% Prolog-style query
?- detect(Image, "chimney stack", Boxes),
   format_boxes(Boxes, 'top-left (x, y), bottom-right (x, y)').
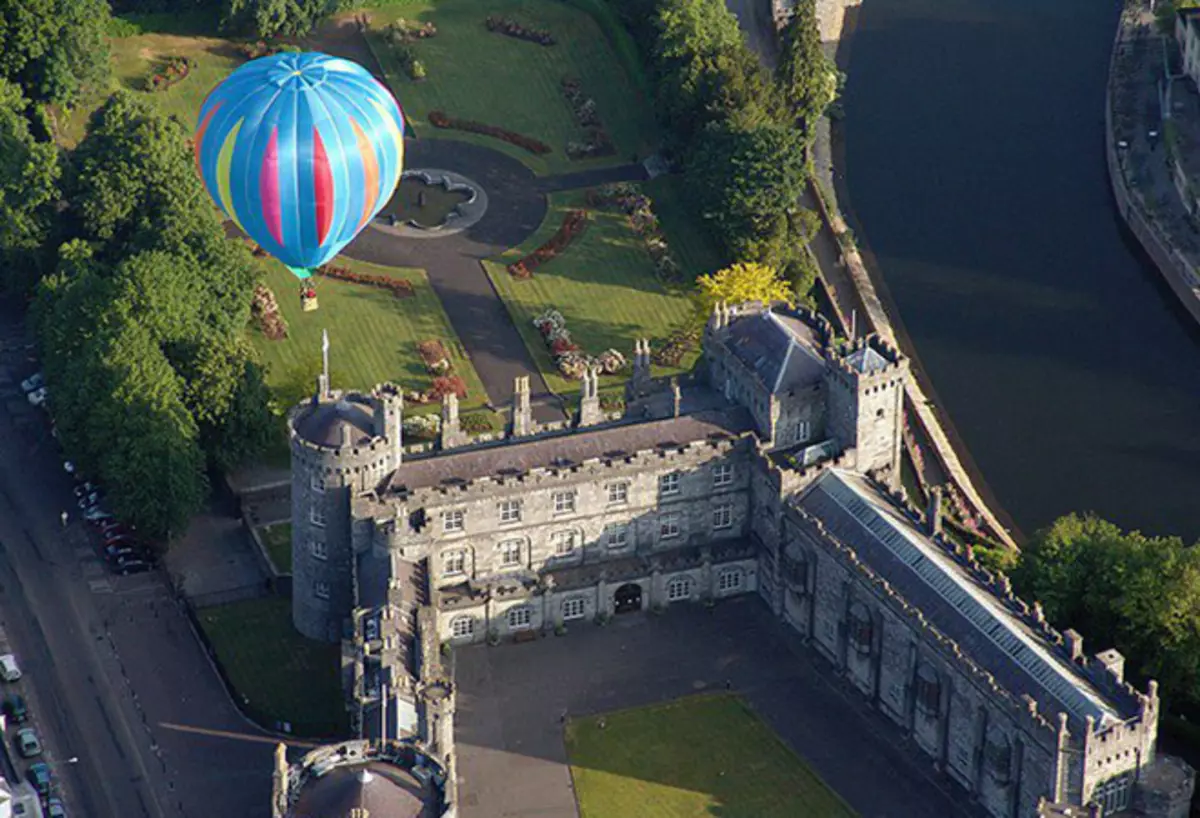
top-left (1063, 629), bottom-right (1084, 662)
top-left (511, 376), bottom-right (532, 437)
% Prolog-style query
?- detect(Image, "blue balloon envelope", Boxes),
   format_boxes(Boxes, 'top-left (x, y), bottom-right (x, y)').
top-left (194, 52), bottom-right (406, 279)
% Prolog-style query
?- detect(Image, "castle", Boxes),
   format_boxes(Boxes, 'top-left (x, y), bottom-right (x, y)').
top-left (273, 301), bottom-right (1193, 818)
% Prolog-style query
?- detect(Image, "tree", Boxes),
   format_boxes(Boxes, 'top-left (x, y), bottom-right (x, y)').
top-left (222, 0), bottom-right (335, 38)
top-left (0, 78), bottom-right (60, 294)
top-left (776, 0), bottom-right (838, 136)
top-left (0, 0), bottom-right (110, 105)
top-left (686, 123), bottom-right (811, 267)
top-left (694, 262), bottom-right (792, 324)
top-left (1011, 514), bottom-right (1200, 713)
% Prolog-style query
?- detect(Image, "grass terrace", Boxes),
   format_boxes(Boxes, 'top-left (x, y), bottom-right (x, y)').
top-left (250, 257), bottom-right (487, 413)
top-left (566, 694), bottom-right (856, 818)
top-left (197, 596), bottom-right (348, 738)
top-left (364, 0), bottom-right (658, 174)
top-left (258, 522), bottom-right (292, 574)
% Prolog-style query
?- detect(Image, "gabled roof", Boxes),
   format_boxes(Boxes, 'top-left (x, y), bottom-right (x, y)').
top-left (796, 469), bottom-right (1128, 729)
top-left (724, 309), bottom-right (825, 393)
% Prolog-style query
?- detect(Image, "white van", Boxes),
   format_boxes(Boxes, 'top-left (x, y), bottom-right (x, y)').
top-left (0, 654), bottom-right (22, 682)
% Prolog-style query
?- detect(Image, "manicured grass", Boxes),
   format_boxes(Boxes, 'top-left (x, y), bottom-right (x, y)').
top-left (365, 0), bottom-right (658, 174)
top-left (259, 522), bottom-right (292, 574)
top-left (197, 596), bottom-right (348, 738)
top-left (643, 175), bottom-right (727, 278)
top-left (249, 256), bottom-right (487, 412)
top-left (566, 694), bottom-right (856, 818)
top-left (484, 191), bottom-right (698, 396)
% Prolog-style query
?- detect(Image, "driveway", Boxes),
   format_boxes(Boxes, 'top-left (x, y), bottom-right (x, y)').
top-left (454, 595), bottom-right (974, 818)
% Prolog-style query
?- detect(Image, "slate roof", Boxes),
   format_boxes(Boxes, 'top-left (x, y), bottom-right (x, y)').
top-left (797, 470), bottom-right (1129, 729)
top-left (845, 346), bottom-right (890, 374)
top-left (294, 397), bottom-right (376, 447)
top-left (388, 407), bottom-right (754, 493)
top-left (724, 310), bottom-right (826, 393)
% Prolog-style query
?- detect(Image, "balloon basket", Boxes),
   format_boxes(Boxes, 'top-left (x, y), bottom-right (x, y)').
top-left (301, 289), bottom-right (319, 312)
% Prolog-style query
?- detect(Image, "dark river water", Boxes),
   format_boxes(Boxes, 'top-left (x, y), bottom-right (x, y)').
top-left (840, 0), bottom-right (1200, 541)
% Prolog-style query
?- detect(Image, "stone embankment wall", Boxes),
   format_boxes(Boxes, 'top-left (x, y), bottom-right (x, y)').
top-left (1106, 6), bottom-right (1200, 326)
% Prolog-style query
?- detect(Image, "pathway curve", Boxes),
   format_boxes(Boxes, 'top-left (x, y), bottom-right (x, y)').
top-left (343, 139), bottom-right (648, 423)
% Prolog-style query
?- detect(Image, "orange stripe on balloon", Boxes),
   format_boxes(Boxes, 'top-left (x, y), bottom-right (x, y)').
top-left (313, 127), bottom-right (333, 246)
top-left (350, 117), bottom-right (379, 231)
top-left (193, 102), bottom-right (222, 184)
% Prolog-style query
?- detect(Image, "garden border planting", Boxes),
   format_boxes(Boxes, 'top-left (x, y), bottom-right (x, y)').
top-left (507, 209), bottom-right (590, 278)
top-left (314, 263), bottom-right (416, 298)
top-left (427, 110), bottom-right (552, 156)
top-left (485, 15), bottom-right (556, 46)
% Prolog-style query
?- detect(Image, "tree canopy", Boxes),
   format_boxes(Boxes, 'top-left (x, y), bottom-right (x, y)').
top-left (0, 78), bottom-right (60, 294)
top-left (694, 262), bottom-right (792, 324)
top-left (776, 0), bottom-right (838, 136)
top-left (221, 0), bottom-right (335, 39)
top-left (1011, 514), bottom-right (1200, 713)
top-left (0, 0), bottom-right (110, 105)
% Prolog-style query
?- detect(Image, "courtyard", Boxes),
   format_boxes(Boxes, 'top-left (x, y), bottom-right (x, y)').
top-left (452, 595), bottom-right (973, 818)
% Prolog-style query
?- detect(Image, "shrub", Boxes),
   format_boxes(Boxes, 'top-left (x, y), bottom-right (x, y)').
top-left (430, 375), bottom-right (467, 400)
top-left (562, 77), bottom-right (615, 160)
top-left (250, 284), bottom-right (287, 340)
top-left (460, 412), bottom-right (493, 434)
top-left (313, 264), bottom-right (415, 298)
top-left (484, 15), bottom-right (555, 45)
top-left (426, 110), bottom-right (551, 155)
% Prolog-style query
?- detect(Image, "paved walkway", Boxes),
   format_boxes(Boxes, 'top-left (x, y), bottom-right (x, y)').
top-left (454, 596), bottom-right (974, 818)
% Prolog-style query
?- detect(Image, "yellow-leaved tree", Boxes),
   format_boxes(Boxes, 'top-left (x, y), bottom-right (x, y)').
top-left (694, 262), bottom-right (792, 326)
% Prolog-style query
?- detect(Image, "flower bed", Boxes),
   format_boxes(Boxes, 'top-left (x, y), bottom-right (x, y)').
top-left (313, 264), bottom-right (415, 299)
top-left (250, 284), bottom-right (288, 341)
top-left (531, 308), bottom-right (626, 380)
top-left (506, 210), bottom-right (589, 278)
top-left (562, 78), bottom-right (615, 160)
top-left (484, 15), bottom-right (555, 46)
top-left (460, 412), bottom-right (493, 433)
top-left (417, 339), bottom-right (452, 374)
top-left (586, 183), bottom-right (682, 282)
top-left (652, 329), bottom-right (696, 367)
top-left (403, 414), bottom-right (441, 440)
top-left (386, 18), bottom-right (437, 43)
top-left (427, 110), bottom-right (551, 156)
top-left (147, 56), bottom-right (196, 93)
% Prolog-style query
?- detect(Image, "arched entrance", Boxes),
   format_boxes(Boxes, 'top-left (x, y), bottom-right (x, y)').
top-left (613, 583), bottom-right (642, 614)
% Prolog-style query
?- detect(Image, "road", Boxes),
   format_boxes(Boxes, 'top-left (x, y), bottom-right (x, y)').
top-left (0, 310), bottom-right (274, 817)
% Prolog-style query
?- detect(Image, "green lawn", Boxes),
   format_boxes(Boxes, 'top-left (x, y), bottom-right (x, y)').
top-left (250, 256), bottom-right (487, 412)
top-left (485, 191), bottom-right (699, 396)
top-left (259, 522), bottom-right (292, 574)
top-left (566, 694), bottom-right (856, 818)
top-left (197, 596), bottom-right (348, 738)
top-left (365, 0), bottom-right (658, 174)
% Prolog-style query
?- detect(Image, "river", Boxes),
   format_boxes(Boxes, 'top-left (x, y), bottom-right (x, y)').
top-left (839, 0), bottom-right (1200, 541)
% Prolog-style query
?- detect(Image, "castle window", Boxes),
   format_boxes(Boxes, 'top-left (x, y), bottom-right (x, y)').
top-left (551, 530), bottom-right (579, 555)
top-left (607, 482), bottom-right (628, 505)
top-left (605, 524), bottom-right (629, 549)
top-left (659, 472), bottom-right (680, 497)
top-left (667, 576), bottom-right (692, 602)
top-left (985, 732), bottom-right (1012, 784)
top-left (309, 502), bottom-right (326, 528)
top-left (718, 568), bottom-right (744, 593)
top-left (1095, 775), bottom-right (1132, 813)
top-left (784, 555), bottom-right (808, 589)
top-left (849, 602), bottom-right (872, 654)
top-left (442, 510), bottom-right (465, 533)
top-left (876, 408), bottom-right (885, 419)
top-left (915, 665), bottom-right (940, 717)
top-left (552, 491), bottom-right (576, 515)
top-left (442, 549), bottom-right (467, 577)
top-left (659, 512), bottom-right (681, 540)
top-left (314, 580), bottom-right (330, 600)
top-left (310, 474), bottom-right (326, 493)
top-left (712, 463), bottom-right (733, 487)
top-left (507, 606), bottom-right (532, 630)
top-left (309, 538), bottom-right (328, 561)
top-left (712, 504), bottom-right (733, 530)
top-left (562, 597), bottom-right (586, 621)
top-left (792, 420), bottom-right (811, 444)
top-left (498, 500), bottom-right (522, 525)
top-left (450, 616), bottom-right (474, 639)
top-left (499, 539), bottom-right (523, 568)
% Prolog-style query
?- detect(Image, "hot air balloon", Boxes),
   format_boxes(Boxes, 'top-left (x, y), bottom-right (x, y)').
top-left (194, 51), bottom-right (405, 311)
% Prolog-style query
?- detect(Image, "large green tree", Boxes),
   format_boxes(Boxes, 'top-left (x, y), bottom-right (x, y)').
top-left (221, 0), bottom-right (335, 38)
top-left (686, 123), bottom-right (811, 268)
top-left (0, 0), bottom-right (110, 105)
top-left (0, 78), bottom-right (59, 294)
top-left (1012, 514), bottom-right (1200, 712)
top-left (776, 0), bottom-right (838, 136)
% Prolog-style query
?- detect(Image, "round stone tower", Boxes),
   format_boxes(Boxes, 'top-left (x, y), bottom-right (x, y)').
top-left (289, 382), bottom-right (403, 642)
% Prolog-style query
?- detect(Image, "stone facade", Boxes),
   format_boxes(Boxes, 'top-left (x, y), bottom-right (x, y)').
top-left (287, 302), bottom-right (1193, 818)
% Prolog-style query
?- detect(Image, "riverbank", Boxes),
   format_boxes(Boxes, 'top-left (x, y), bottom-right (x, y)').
top-left (1106, 1), bottom-right (1200, 327)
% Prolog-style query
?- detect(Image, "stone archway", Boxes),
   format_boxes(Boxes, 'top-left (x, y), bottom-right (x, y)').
top-left (613, 583), bottom-right (642, 615)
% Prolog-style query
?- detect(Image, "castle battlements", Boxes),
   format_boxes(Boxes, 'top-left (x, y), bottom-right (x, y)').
top-left (826, 334), bottom-right (908, 388)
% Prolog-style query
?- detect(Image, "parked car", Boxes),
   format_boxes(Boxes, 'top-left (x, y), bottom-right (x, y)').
top-left (0, 654), bottom-right (21, 682)
top-left (106, 548), bottom-right (146, 565)
top-left (84, 508), bottom-right (115, 524)
top-left (73, 482), bottom-right (98, 499)
top-left (113, 559), bottom-right (151, 576)
top-left (26, 387), bottom-right (47, 407)
top-left (4, 694), bottom-right (28, 724)
top-left (76, 492), bottom-right (101, 510)
top-left (27, 761), bottom-right (51, 796)
top-left (15, 728), bottom-right (41, 758)
top-left (46, 797), bottom-right (66, 818)
top-left (20, 373), bottom-right (43, 394)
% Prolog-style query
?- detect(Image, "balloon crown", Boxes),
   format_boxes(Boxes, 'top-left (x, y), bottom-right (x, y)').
top-left (264, 52), bottom-right (331, 89)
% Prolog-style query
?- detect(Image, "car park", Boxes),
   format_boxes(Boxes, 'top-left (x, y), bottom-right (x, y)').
top-left (4, 695), bottom-right (28, 724)
top-left (0, 654), bottom-right (21, 682)
top-left (20, 373), bottom-right (43, 394)
top-left (46, 798), bottom-right (66, 818)
top-left (15, 728), bottom-right (41, 758)
top-left (27, 762), bottom-right (51, 796)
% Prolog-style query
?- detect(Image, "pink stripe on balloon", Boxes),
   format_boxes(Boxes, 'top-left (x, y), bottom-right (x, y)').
top-left (261, 128), bottom-right (282, 246)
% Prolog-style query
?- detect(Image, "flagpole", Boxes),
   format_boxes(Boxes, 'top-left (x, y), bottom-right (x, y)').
top-left (321, 329), bottom-right (330, 398)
